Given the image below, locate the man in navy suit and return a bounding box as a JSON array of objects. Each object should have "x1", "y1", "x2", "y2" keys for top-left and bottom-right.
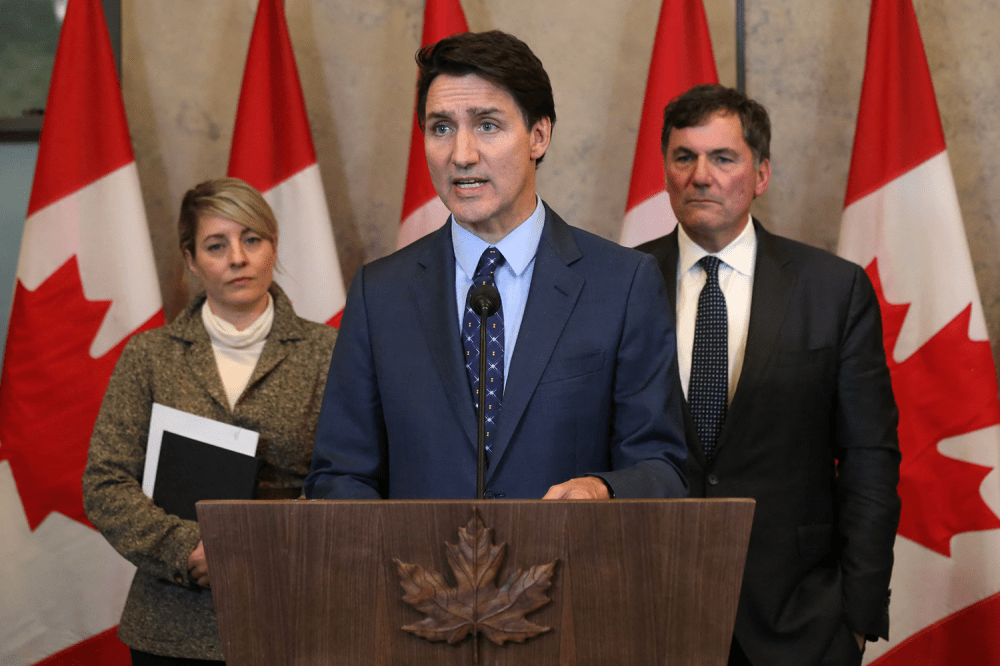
[
  {"x1": 306, "y1": 31, "x2": 687, "y2": 500},
  {"x1": 637, "y1": 85, "x2": 901, "y2": 666}
]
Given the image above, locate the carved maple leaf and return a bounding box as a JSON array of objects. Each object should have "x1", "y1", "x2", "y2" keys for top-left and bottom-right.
[
  {"x1": 394, "y1": 512, "x2": 557, "y2": 649},
  {"x1": 868, "y1": 259, "x2": 1000, "y2": 556},
  {"x1": 0, "y1": 257, "x2": 162, "y2": 530}
]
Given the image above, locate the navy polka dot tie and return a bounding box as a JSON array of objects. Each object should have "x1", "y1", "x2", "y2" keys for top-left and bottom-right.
[
  {"x1": 462, "y1": 247, "x2": 505, "y2": 453},
  {"x1": 689, "y1": 255, "x2": 728, "y2": 459}
]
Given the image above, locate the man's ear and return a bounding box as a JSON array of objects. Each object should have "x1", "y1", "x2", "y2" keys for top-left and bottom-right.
[
  {"x1": 754, "y1": 158, "x2": 771, "y2": 197},
  {"x1": 529, "y1": 117, "x2": 552, "y2": 162}
]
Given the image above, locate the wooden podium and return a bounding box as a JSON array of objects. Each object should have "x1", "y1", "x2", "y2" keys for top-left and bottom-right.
[{"x1": 197, "y1": 499, "x2": 753, "y2": 666}]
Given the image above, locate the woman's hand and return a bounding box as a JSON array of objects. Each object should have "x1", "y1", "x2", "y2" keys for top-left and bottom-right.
[{"x1": 187, "y1": 540, "x2": 210, "y2": 587}]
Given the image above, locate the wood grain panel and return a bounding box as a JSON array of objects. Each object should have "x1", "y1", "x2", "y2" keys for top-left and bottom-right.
[{"x1": 197, "y1": 499, "x2": 753, "y2": 666}]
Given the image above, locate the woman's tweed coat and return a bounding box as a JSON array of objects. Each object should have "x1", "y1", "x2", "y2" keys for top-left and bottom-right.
[{"x1": 82, "y1": 284, "x2": 336, "y2": 660}]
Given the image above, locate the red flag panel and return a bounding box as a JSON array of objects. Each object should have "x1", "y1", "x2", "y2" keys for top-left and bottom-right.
[
  {"x1": 229, "y1": 0, "x2": 317, "y2": 191},
  {"x1": 844, "y1": 0, "x2": 946, "y2": 207},
  {"x1": 399, "y1": 0, "x2": 469, "y2": 223},
  {"x1": 27, "y1": 0, "x2": 134, "y2": 216},
  {"x1": 34, "y1": 626, "x2": 130, "y2": 666},
  {"x1": 0, "y1": 2, "x2": 163, "y2": 664},
  {"x1": 840, "y1": 0, "x2": 1000, "y2": 662},
  {"x1": 625, "y1": 0, "x2": 718, "y2": 212},
  {"x1": 873, "y1": 592, "x2": 1000, "y2": 664}
]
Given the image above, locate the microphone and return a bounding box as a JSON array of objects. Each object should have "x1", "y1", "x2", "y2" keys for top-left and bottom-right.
[
  {"x1": 468, "y1": 283, "x2": 501, "y2": 500},
  {"x1": 468, "y1": 284, "x2": 501, "y2": 318}
]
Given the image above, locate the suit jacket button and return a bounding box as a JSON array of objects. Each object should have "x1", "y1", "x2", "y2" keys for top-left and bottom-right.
[
  {"x1": 707, "y1": 473, "x2": 719, "y2": 486},
  {"x1": 484, "y1": 491, "x2": 495, "y2": 499},
  {"x1": 173, "y1": 572, "x2": 185, "y2": 585}
]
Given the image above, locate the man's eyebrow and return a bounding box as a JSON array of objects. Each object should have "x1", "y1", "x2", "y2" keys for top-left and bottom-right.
[
  {"x1": 426, "y1": 106, "x2": 505, "y2": 121},
  {"x1": 466, "y1": 106, "x2": 502, "y2": 117},
  {"x1": 425, "y1": 109, "x2": 455, "y2": 122},
  {"x1": 670, "y1": 146, "x2": 739, "y2": 157}
]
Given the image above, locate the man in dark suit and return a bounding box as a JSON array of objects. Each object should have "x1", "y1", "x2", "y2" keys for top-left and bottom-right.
[
  {"x1": 306, "y1": 31, "x2": 687, "y2": 501},
  {"x1": 638, "y1": 85, "x2": 901, "y2": 666}
]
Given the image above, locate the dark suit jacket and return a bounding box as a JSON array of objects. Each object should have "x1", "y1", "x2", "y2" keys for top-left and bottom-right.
[
  {"x1": 306, "y1": 203, "x2": 688, "y2": 500},
  {"x1": 638, "y1": 220, "x2": 901, "y2": 666}
]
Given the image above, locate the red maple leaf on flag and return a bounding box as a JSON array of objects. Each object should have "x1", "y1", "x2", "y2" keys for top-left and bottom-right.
[
  {"x1": 0, "y1": 257, "x2": 161, "y2": 531},
  {"x1": 867, "y1": 259, "x2": 1000, "y2": 556}
]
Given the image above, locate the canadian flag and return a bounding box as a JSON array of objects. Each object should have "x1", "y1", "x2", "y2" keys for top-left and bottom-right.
[
  {"x1": 229, "y1": 0, "x2": 345, "y2": 326},
  {"x1": 838, "y1": 0, "x2": 1000, "y2": 662},
  {"x1": 396, "y1": 0, "x2": 468, "y2": 249},
  {"x1": 0, "y1": 0, "x2": 163, "y2": 664},
  {"x1": 619, "y1": 0, "x2": 717, "y2": 247}
]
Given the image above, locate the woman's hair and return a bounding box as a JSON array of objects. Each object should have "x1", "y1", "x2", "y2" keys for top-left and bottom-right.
[{"x1": 178, "y1": 177, "x2": 278, "y2": 258}]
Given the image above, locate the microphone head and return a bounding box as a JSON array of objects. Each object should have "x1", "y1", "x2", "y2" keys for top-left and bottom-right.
[{"x1": 468, "y1": 284, "x2": 501, "y2": 318}]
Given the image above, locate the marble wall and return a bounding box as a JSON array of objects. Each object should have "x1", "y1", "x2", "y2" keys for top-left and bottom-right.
[{"x1": 124, "y1": 0, "x2": 1000, "y2": 372}]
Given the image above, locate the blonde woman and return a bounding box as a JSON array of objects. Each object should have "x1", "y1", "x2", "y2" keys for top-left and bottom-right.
[{"x1": 83, "y1": 178, "x2": 337, "y2": 665}]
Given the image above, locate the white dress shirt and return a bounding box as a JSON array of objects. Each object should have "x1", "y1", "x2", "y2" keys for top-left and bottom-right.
[
  {"x1": 452, "y1": 196, "x2": 545, "y2": 388},
  {"x1": 676, "y1": 217, "x2": 757, "y2": 403}
]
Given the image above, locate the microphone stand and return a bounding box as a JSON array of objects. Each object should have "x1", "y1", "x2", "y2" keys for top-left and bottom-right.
[
  {"x1": 468, "y1": 284, "x2": 501, "y2": 500},
  {"x1": 477, "y1": 306, "x2": 489, "y2": 500}
]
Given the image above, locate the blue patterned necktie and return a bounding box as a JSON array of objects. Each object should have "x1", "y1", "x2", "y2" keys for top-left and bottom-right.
[
  {"x1": 462, "y1": 247, "x2": 505, "y2": 452},
  {"x1": 689, "y1": 255, "x2": 728, "y2": 459}
]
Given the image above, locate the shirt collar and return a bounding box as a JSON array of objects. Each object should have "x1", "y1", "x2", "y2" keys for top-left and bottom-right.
[
  {"x1": 452, "y1": 195, "x2": 545, "y2": 279},
  {"x1": 677, "y1": 214, "x2": 757, "y2": 277}
]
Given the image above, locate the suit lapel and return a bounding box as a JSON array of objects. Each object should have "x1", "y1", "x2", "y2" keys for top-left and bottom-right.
[
  {"x1": 716, "y1": 219, "x2": 797, "y2": 450},
  {"x1": 658, "y1": 230, "x2": 680, "y2": 330},
  {"x1": 240, "y1": 288, "x2": 300, "y2": 400},
  {"x1": 486, "y1": 206, "x2": 584, "y2": 483},
  {"x1": 170, "y1": 302, "x2": 231, "y2": 411},
  {"x1": 246, "y1": 335, "x2": 290, "y2": 390},
  {"x1": 409, "y1": 224, "x2": 479, "y2": 448}
]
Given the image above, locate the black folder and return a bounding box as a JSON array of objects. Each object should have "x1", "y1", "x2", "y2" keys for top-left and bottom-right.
[{"x1": 152, "y1": 430, "x2": 260, "y2": 522}]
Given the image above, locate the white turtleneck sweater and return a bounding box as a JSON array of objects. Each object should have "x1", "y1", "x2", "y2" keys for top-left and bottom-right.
[{"x1": 201, "y1": 295, "x2": 275, "y2": 410}]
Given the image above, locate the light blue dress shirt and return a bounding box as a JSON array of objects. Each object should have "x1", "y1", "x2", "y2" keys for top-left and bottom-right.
[{"x1": 452, "y1": 196, "x2": 545, "y2": 389}]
